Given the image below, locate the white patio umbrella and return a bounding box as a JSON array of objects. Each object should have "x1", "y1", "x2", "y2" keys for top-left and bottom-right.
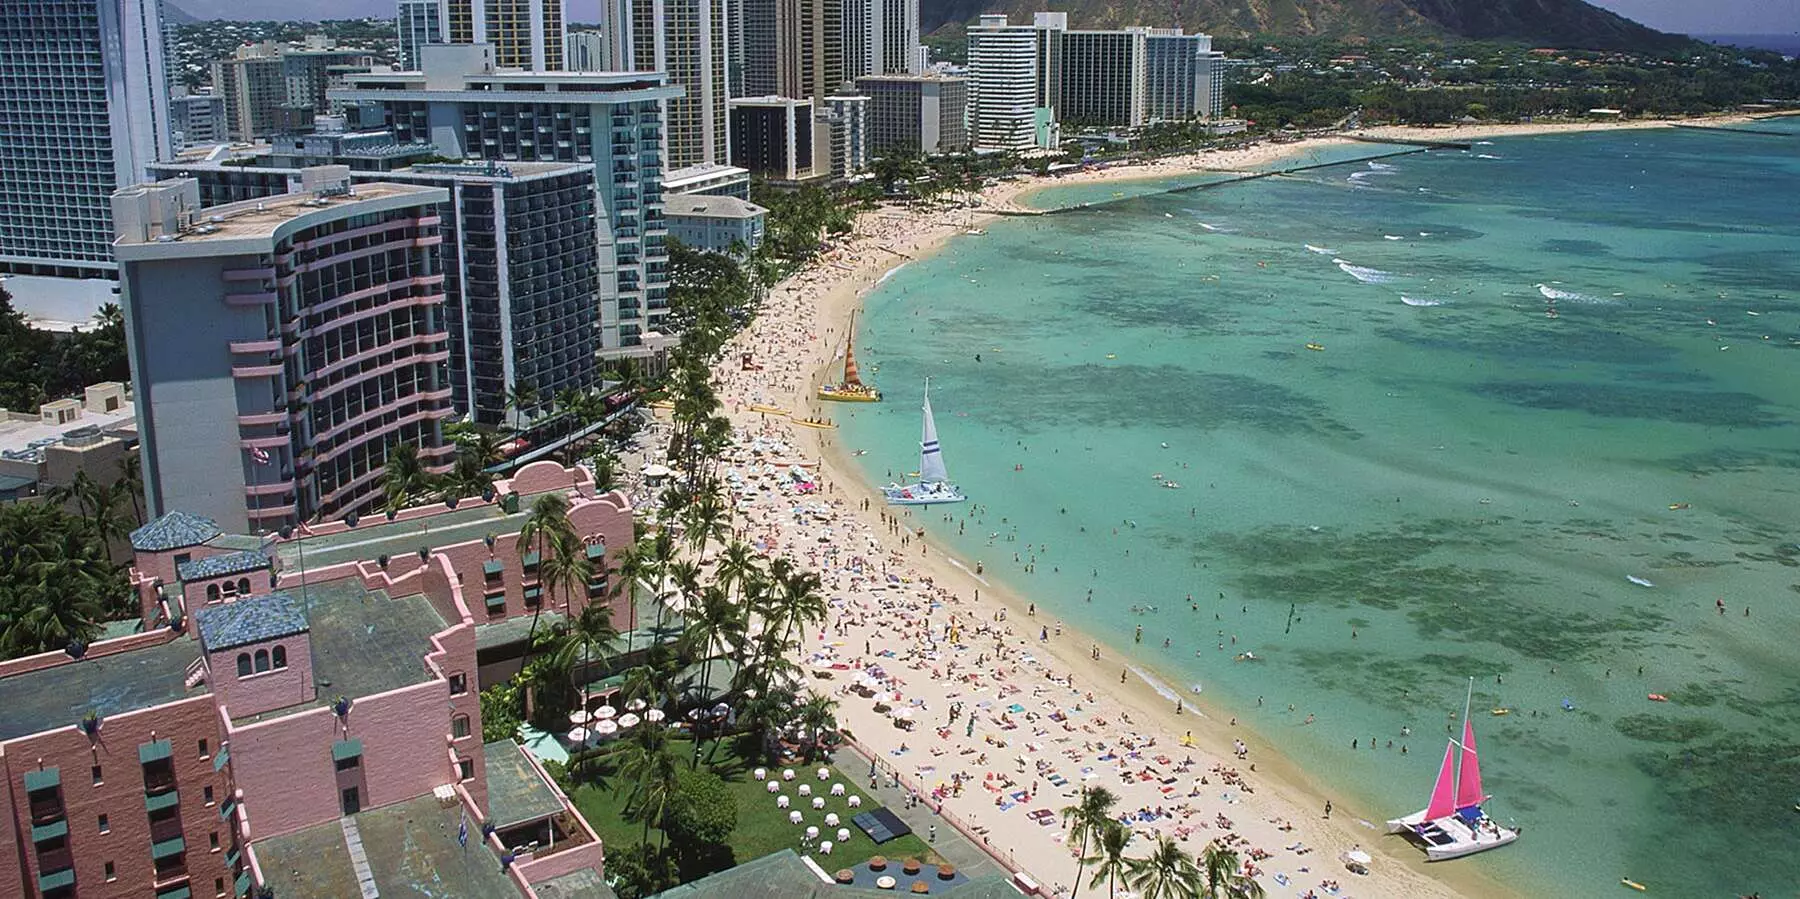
[
  {"x1": 566, "y1": 726, "x2": 592, "y2": 744},
  {"x1": 626, "y1": 698, "x2": 648, "y2": 712},
  {"x1": 568, "y1": 708, "x2": 591, "y2": 726},
  {"x1": 618, "y1": 712, "x2": 642, "y2": 728},
  {"x1": 592, "y1": 719, "x2": 619, "y2": 737},
  {"x1": 592, "y1": 705, "x2": 617, "y2": 720},
  {"x1": 1344, "y1": 849, "x2": 1373, "y2": 865},
  {"x1": 646, "y1": 708, "x2": 667, "y2": 723}
]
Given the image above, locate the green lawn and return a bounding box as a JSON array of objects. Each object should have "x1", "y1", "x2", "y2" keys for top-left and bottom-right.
[{"x1": 568, "y1": 737, "x2": 936, "y2": 876}]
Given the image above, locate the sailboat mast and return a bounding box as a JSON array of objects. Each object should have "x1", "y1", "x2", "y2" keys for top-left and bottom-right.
[
  {"x1": 841, "y1": 312, "x2": 862, "y2": 387},
  {"x1": 1454, "y1": 676, "x2": 1474, "y2": 802}
]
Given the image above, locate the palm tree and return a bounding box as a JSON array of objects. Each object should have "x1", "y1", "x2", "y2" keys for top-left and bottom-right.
[
  {"x1": 517, "y1": 493, "x2": 576, "y2": 672},
  {"x1": 381, "y1": 443, "x2": 433, "y2": 514},
  {"x1": 1062, "y1": 786, "x2": 1120, "y2": 899},
  {"x1": 679, "y1": 488, "x2": 730, "y2": 557},
  {"x1": 505, "y1": 382, "x2": 541, "y2": 430},
  {"x1": 1199, "y1": 841, "x2": 1248, "y2": 899},
  {"x1": 1127, "y1": 835, "x2": 1202, "y2": 899},
  {"x1": 796, "y1": 691, "x2": 838, "y2": 761},
  {"x1": 117, "y1": 454, "x2": 144, "y2": 526},
  {"x1": 1083, "y1": 820, "x2": 1131, "y2": 898},
  {"x1": 768, "y1": 563, "x2": 825, "y2": 648},
  {"x1": 616, "y1": 722, "x2": 681, "y2": 844},
  {"x1": 680, "y1": 586, "x2": 740, "y2": 704},
  {"x1": 554, "y1": 601, "x2": 616, "y2": 771}
]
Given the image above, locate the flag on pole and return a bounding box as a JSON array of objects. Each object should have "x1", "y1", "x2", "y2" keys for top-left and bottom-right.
[{"x1": 249, "y1": 446, "x2": 271, "y2": 465}]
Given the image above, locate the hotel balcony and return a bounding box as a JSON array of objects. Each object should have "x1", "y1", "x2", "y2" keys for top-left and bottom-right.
[
  {"x1": 228, "y1": 339, "x2": 283, "y2": 355},
  {"x1": 223, "y1": 266, "x2": 275, "y2": 281},
  {"x1": 231, "y1": 364, "x2": 284, "y2": 379},
  {"x1": 236, "y1": 411, "x2": 288, "y2": 427}
]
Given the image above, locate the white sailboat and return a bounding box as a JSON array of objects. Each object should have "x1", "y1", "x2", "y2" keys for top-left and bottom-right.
[
  {"x1": 884, "y1": 379, "x2": 966, "y2": 506},
  {"x1": 1386, "y1": 678, "x2": 1521, "y2": 861}
]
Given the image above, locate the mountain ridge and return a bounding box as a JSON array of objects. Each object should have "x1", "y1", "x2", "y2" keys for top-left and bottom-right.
[{"x1": 921, "y1": 0, "x2": 1690, "y2": 51}]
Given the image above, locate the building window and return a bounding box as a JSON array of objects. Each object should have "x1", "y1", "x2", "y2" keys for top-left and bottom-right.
[
  {"x1": 451, "y1": 715, "x2": 470, "y2": 739},
  {"x1": 448, "y1": 672, "x2": 467, "y2": 695},
  {"x1": 238, "y1": 577, "x2": 251, "y2": 594},
  {"x1": 458, "y1": 758, "x2": 474, "y2": 781},
  {"x1": 203, "y1": 785, "x2": 214, "y2": 806},
  {"x1": 92, "y1": 765, "x2": 102, "y2": 785},
  {"x1": 210, "y1": 831, "x2": 220, "y2": 851},
  {"x1": 207, "y1": 583, "x2": 221, "y2": 601},
  {"x1": 236, "y1": 654, "x2": 252, "y2": 677},
  {"x1": 97, "y1": 814, "x2": 109, "y2": 833},
  {"x1": 216, "y1": 877, "x2": 227, "y2": 897},
  {"x1": 272, "y1": 645, "x2": 287, "y2": 669},
  {"x1": 254, "y1": 649, "x2": 270, "y2": 673},
  {"x1": 341, "y1": 786, "x2": 361, "y2": 815},
  {"x1": 104, "y1": 861, "x2": 116, "y2": 881},
  {"x1": 198, "y1": 739, "x2": 209, "y2": 758}
]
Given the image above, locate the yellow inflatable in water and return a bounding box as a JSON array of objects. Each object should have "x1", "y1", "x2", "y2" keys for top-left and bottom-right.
[{"x1": 1620, "y1": 878, "x2": 1647, "y2": 891}]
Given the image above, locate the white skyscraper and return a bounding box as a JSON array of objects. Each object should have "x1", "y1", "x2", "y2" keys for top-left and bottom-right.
[
  {"x1": 441, "y1": 0, "x2": 569, "y2": 70},
  {"x1": 0, "y1": 0, "x2": 171, "y2": 279},
  {"x1": 844, "y1": 0, "x2": 920, "y2": 81},
  {"x1": 966, "y1": 14, "x2": 1062, "y2": 152},
  {"x1": 612, "y1": 0, "x2": 731, "y2": 169},
  {"x1": 565, "y1": 30, "x2": 609, "y2": 70},
  {"x1": 397, "y1": 0, "x2": 445, "y2": 70}
]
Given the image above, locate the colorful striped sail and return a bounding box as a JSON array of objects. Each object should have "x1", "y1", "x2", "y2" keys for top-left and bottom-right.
[{"x1": 841, "y1": 312, "x2": 864, "y2": 386}]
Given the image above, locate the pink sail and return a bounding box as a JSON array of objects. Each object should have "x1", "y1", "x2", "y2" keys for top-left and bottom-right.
[
  {"x1": 1456, "y1": 719, "x2": 1485, "y2": 809},
  {"x1": 1423, "y1": 741, "x2": 1458, "y2": 820}
]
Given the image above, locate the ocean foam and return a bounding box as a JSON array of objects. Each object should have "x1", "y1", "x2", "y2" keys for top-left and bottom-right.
[
  {"x1": 1383, "y1": 235, "x2": 1405, "y2": 241},
  {"x1": 1538, "y1": 283, "x2": 1610, "y2": 304},
  {"x1": 1304, "y1": 244, "x2": 1336, "y2": 255},
  {"x1": 1335, "y1": 260, "x2": 1394, "y2": 284},
  {"x1": 1401, "y1": 295, "x2": 1444, "y2": 307},
  {"x1": 875, "y1": 262, "x2": 909, "y2": 286}
]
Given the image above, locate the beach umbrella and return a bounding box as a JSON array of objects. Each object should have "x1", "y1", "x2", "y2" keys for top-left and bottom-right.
[
  {"x1": 568, "y1": 709, "x2": 591, "y2": 726},
  {"x1": 592, "y1": 705, "x2": 616, "y2": 720},
  {"x1": 646, "y1": 708, "x2": 667, "y2": 723},
  {"x1": 1344, "y1": 849, "x2": 1373, "y2": 865},
  {"x1": 592, "y1": 719, "x2": 618, "y2": 737},
  {"x1": 618, "y1": 713, "x2": 641, "y2": 728},
  {"x1": 567, "y1": 727, "x2": 592, "y2": 744}
]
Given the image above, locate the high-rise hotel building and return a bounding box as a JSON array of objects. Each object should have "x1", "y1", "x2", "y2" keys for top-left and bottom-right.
[
  {"x1": 844, "y1": 0, "x2": 921, "y2": 80},
  {"x1": 112, "y1": 172, "x2": 455, "y2": 534},
  {"x1": 397, "y1": 0, "x2": 445, "y2": 71},
  {"x1": 334, "y1": 45, "x2": 681, "y2": 355},
  {"x1": 610, "y1": 0, "x2": 732, "y2": 170},
  {"x1": 441, "y1": 0, "x2": 568, "y2": 70},
  {"x1": 966, "y1": 13, "x2": 1064, "y2": 152},
  {"x1": 0, "y1": 0, "x2": 170, "y2": 280}
]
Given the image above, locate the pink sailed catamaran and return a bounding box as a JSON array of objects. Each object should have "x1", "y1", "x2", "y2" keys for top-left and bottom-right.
[{"x1": 1387, "y1": 678, "x2": 1522, "y2": 861}]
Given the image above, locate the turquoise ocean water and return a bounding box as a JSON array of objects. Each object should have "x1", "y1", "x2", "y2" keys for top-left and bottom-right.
[{"x1": 836, "y1": 124, "x2": 1800, "y2": 897}]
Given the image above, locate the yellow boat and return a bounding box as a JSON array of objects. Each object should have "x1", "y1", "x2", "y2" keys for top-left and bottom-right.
[
  {"x1": 791, "y1": 417, "x2": 837, "y2": 430},
  {"x1": 748, "y1": 404, "x2": 790, "y2": 416},
  {"x1": 647, "y1": 399, "x2": 675, "y2": 410},
  {"x1": 818, "y1": 312, "x2": 881, "y2": 403},
  {"x1": 1620, "y1": 878, "x2": 1647, "y2": 891},
  {"x1": 1305, "y1": 342, "x2": 1325, "y2": 352}
]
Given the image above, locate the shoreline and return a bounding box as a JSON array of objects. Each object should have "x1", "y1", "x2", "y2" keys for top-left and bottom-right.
[{"x1": 700, "y1": 116, "x2": 1752, "y2": 897}]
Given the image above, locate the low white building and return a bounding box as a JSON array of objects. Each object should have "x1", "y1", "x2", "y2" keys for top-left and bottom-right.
[{"x1": 665, "y1": 194, "x2": 767, "y2": 257}]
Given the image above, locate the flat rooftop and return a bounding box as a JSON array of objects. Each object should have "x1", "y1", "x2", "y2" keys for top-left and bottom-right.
[
  {"x1": 273, "y1": 489, "x2": 567, "y2": 574},
  {"x1": 533, "y1": 867, "x2": 615, "y2": 899},
  {"x1": 0, "y1": 637, "x2": 203, "y2": 743},
  {"x1": 252, "y1": 793, "x2": 520, "y2": 899},
  {"x1": 114, "y1": 182, "x2": 438, "y2": 247},
  {"x1": 482, "y1": 741, "x2": 564, "y2": 828},
  {"x1": 0, "y1": 406, "x2": 135, "y2": 457},
  {"x1": 235, "y1": 578, "x2": 447, "y2": 723}
]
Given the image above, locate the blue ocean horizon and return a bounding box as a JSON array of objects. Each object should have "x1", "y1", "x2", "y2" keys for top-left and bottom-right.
[{"x1": 838, "y1": 122, "x2": 1800, "y2": 897}]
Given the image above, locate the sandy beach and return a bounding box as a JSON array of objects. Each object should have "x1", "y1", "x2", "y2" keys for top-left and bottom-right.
[{"x1": 633, "y1": 120, "x2": 1735, "y2": 897}]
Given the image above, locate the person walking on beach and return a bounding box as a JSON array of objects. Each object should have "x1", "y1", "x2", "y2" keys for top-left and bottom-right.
[{"x1": 1324, "y1": 800, "x2": 1333, "y2": 819}]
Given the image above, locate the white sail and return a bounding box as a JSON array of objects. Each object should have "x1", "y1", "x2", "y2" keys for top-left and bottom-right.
[{"x1": 918, "y1": 380, "x2": 949, "y2": 485}]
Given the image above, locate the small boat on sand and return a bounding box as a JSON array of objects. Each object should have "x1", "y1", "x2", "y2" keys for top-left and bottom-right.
[
  {"x1": 819, "y1": 312, "x2": 881, "y2": 403},
  {"x1": 1387, "y1": 678, "x2": 1521, "y2": 861}
]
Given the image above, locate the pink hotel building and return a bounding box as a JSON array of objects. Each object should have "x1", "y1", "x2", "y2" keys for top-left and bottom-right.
[{"x1": 0, "y1": 462, "x2": 634, "y2": 899}]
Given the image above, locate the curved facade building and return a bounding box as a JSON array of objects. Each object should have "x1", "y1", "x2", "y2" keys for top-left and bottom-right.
[{"x1": 113, "y1": 171, "x2": 455, "y2": 534}]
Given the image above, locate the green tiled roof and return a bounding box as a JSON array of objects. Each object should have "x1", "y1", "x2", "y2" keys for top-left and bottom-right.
[
  {"x1": 139, "y1": 739, "x2": 173, "y2": 763},
  {"x1": 483, "y1": 560, "x2": 504, "y2": 575},
  {"x1": 151, "y1": 835, "x2": 186, "y2": 858},
  {"x1": 31, "y1": 819, "x2": 68, "y2": 842},
  {"x1": 23, "y1": 767, "x2": 59, "y2": 791},
  {"x1": 523, "y1": 586, "x2": 542, "y2": 599},
  {"x1": 195, "y1": 591, "x2": 309, "y2": 652},
  {"x1": 584, "y1": 543, "x2": 607, "y2": 559},
  {"x1": 156, "y1": 885, "x2": 192, "y2": 899},
  {"x1": 522, "y1": 552, "x2": 540, "y2": 568},
  {"x1": 332, "y1": 738, "x2": 364, "y2": 761},
  {"x1": 177, "y1": 550, "x2": 273, "y2": 583},
  {"x1": 146, "y1": 790, "x2": 181, "y2": 812},
  {"x1": 213, "y1": 747, "x2": 230, "y2": 771},
  {"x1": 131, "y1": 511, "x2": 222, "y2": 552}
]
